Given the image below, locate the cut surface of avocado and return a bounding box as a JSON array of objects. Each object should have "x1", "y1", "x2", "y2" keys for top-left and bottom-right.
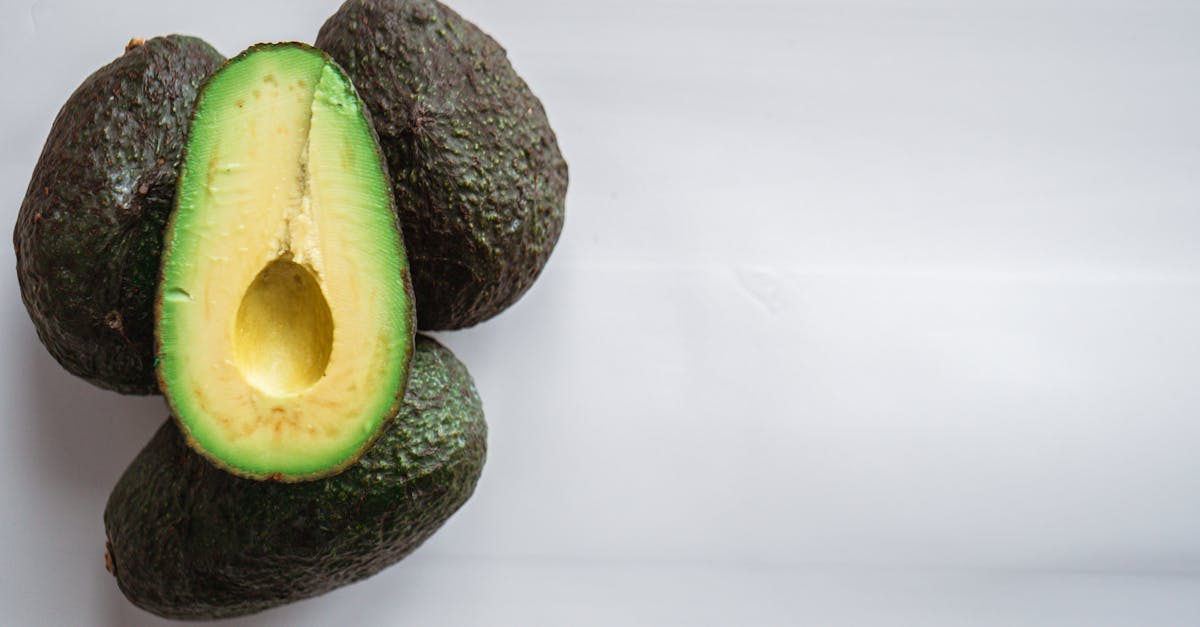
[{"x1": 158, "y1": 43, "x2": 414, "y2": 481}]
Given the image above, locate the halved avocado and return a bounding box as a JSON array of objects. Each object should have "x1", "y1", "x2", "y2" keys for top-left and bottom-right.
[{"x1": 157, "y1": 43, "x2": 414, "y2": 481}]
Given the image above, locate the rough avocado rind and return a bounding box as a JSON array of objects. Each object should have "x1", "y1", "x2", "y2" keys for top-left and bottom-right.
[
  {"x1": 104, "y1": 335, "x2": 486, "y2": 619},
  {"x1": 316, "y1": 0, "x2": 568, "y2": 330},
  {"x1": 13, "y1": 35, "x2": 224, "y2": 394}
]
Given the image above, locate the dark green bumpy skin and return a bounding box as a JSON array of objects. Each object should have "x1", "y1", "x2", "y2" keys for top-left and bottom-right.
[
  {"x1": 103, "y1": 336, "x2": 487, "y2": 620},
  {"x1": 317, "y1": 0, "x2": 568, "y2": 330},
  {"x1": 14, "y1": 36, "x2": 224, "y2": 394}
]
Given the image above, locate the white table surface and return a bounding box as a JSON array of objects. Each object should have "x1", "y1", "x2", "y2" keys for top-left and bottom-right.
[{"x1": 3, "y1": 0, "x2": 1200, "y2": 624}]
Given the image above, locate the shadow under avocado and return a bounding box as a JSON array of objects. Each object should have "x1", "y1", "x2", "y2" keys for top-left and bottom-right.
[
  {"x1": 23, "y1": 329, "x2": 164, "y2": 497},
  {"x1": 22, "y1": 330, "x2": 164, "y2": 626}
]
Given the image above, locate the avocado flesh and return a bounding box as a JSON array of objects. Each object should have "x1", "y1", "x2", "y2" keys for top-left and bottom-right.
[
  {"x1": 316, "y1": 0, "x2": 568, "y2": 330},
  {"x1": 104, "y1": 336, "x2": 486, "y2": 620},
  {"x1": 14, "y1": 35, "x2": 223, "y2": 394},
  {"x1": 159, "y1": 43, "x2": 414, "y2": 481}
]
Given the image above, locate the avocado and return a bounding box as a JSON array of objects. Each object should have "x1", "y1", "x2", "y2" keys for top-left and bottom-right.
[
  {"x1": 14, "y1": 35, "x2": 224, "y2": 394},
  {"x1": 104, "y1": 335, "x2": 486, "y2": 620},
  {"x1": 157, "y1": 43, "x2": 415, "y2": 480},
  {"x1": 316, "y1": 0, "x2": 568, "y2": 330}
]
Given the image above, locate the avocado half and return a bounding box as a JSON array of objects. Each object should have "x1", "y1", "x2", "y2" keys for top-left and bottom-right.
[
  {"x1": 316, "y1": 0, "x2": 569, "y2": 330},
  {"x1": 14, "y1": 36, "x2": 224, "y2": 394},
  {"x1": 157, "y1": 42, "x2": 415, "y2": 480},
  {"x1": 104, "y1": 335, "x2": 487, "y2": 620}
]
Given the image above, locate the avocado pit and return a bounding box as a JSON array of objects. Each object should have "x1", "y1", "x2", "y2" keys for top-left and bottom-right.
[{"x1": 233, "y1": 258, "x2": 333, "y2": 397}]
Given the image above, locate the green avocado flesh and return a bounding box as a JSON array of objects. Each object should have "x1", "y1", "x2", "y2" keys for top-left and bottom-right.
[
  {"x1": 14, "y1": 36, "x2": 223, "y2": 394},
  {"x1": 316, "y1": 0, "x2": 569, "y2": 330},
  {"x1": 105, "y1": 335, "x2": 487, "y2": 620},
  {"x1": 158, "y1": 43, "x2": 414, "y2": 481}
]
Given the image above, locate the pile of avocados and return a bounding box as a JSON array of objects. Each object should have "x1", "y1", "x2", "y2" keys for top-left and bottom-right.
[{"x1": 14, "y1": 0, "x2": 566, "y2": 620}]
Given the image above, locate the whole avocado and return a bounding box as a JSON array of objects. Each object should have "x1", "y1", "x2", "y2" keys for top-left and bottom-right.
[
  {"x1": 14, "y1": 36, "x2": 224, "y2": 394},
  {"x1": 316, "y1": 0, "x2": 568, "y2": 330},
  {"x1": 103, "y1": 335, "x2": 487, "y2": 620}
]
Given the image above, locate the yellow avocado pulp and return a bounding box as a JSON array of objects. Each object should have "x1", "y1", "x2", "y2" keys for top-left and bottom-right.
[{"x1": 157, "y1": 44, "x2": 413, "y2": 481}]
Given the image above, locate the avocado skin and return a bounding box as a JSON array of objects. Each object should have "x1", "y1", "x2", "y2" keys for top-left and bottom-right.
[
  {"x1": 14, "y1": 36, "x2": 224, "y2": 394},
  {"x1": 103, "y1": 335, "x2": 487, "y2": 619},
  {"x1": 316, "y1": 0, "x2": 568, "y2": 330}
]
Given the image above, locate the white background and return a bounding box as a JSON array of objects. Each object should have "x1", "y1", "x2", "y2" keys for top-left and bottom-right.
[{"x1": 2, "y1": 0, "x2": 1200, "y2": 625}]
